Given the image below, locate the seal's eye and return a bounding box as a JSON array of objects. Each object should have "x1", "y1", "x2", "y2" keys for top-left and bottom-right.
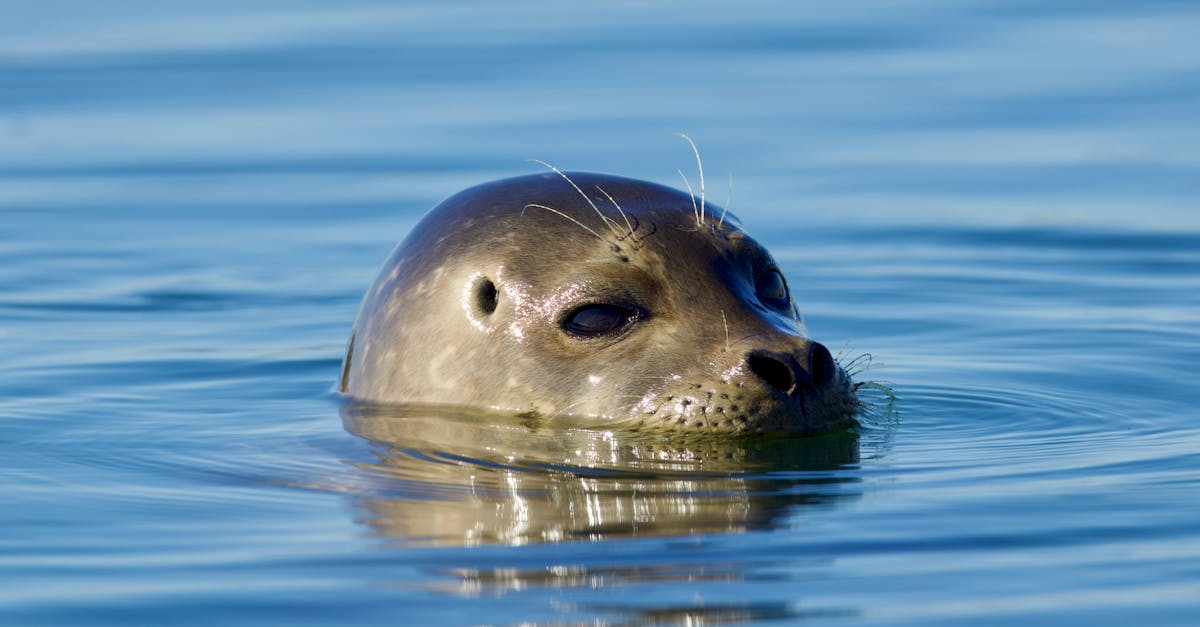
[
  {"x1": 756, "y1": 270, "x2": 789, "y2": 308},
  {"x1": 561, "y1": 304, "x2": 639, "y2": 338}
]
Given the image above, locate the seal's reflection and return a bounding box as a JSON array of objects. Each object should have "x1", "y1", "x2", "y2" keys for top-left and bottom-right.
[{"x1": 342, "y1": 402, "x2": 861, "y2": 547}]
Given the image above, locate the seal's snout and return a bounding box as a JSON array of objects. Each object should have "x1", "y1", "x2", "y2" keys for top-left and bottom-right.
[{"x1": 747, "y1": 342, "x2": 836, "y2": 397}]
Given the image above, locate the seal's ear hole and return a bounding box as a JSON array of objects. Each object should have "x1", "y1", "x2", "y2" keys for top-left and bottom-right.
[{"x1": 474, "y1": 276, "x2": 499, "y2": 316}]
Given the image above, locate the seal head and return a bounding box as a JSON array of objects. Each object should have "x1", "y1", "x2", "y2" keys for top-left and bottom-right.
[{"x1": 342, "y1": 172, "x2": 856, "y2": 434}]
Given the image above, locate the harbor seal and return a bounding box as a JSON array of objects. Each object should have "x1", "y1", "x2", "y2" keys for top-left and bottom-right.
[{"x1": 340, "y1": 171, "x2": 857, "y2": 434}]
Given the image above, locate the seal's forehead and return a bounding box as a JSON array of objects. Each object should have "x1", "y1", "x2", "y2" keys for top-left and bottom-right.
[
  {"x1": 434, "y1": 171, "x2": 735, "y2": 225},
  {"x1": 407, "y1": 171, "x2": 755, "y2": 277}
]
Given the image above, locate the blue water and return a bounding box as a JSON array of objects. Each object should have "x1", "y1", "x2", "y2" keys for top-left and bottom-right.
[{"x1": 3, "y1": 1, "x2": 1199, "y2": 625}]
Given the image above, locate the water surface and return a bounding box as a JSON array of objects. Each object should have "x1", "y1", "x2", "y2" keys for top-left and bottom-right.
[{"x1": 2, "y1": 1, "x2": 1199, "y2": 625}]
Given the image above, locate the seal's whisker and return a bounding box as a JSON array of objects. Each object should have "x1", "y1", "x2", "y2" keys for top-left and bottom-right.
[
  {"x1": 677, "y1": 168, "x2": 699, "y2": 227},
  {"x1": 719, "y1": 172, "x2": 733, "y2": 229},
  {"x1": 836, "y1": 344, "x2": 861, "y2": 368},
  {"x1": 610, "y1": 393, "x2": 653, "y2": 409},
  {"x1": 675, "y1": 132, "x2": 706, "y2": 227},
  {"x1": 721, "y1": 309, "x2": 730, "y2": 353},
  {"x1": 551, "y1": 398, "x2": 595, "y2": 417},
  {"x1": 594, "y1": 185, "x2": 637, "y2": 243},
  {"x1": 529, "y1": 159, "x2": 623, "y2": 240},
  {"x1": 638, "y1": 374, "x2": 697, "y2": 389},
  {"x1": 835, "y1": 343, "x2": 865, "y2": 367},
  {"x1": 840, "y1": 352, "x2": 877, "y2": 378},
  {"x1": 617, "y1": 397, "x2": 664, "y2": 417},
  {"x1": 852, "y1": 380, "x2": 897, "y2": 418},
  {"x1": 730, "y1": 331, "x2": 773, "y2": 351},
  {"x1": 523, "y1": 203, "x2": 606, "y2": 242}
]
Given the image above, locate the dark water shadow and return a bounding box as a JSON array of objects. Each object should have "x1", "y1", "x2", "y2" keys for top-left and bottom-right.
[{"x1": 340, "y1": 402, "x2": 863, "y2": 547}]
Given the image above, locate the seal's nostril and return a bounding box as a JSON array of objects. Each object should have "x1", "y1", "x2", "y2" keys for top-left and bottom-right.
[
  {"x1": 747, "y1": 351, "x2": 795, "y2": 394},
  {"x1": 808, "y1": 342, "x2": 835, "y2": 388}
]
